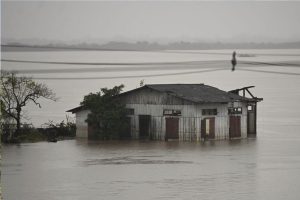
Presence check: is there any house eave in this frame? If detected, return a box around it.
[66,106,84,113]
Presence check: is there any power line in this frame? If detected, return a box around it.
[1,61,226,74]
[27,68,300,79]
[3,45,300,56]
[160,50,300,57]
[2,58,300,78]
[241,61,300,68]
[238,68,300,76]
[2,58,300,67]
[2,59,300,74]
[1,59,224,66]
[29,68,226,80]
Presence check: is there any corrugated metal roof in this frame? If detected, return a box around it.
[144,84,255,103]
[67,84,258,113]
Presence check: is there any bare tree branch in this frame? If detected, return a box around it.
[1,71,57,137]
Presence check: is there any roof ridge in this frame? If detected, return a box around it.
[146,83,205,86]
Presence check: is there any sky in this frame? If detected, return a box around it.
[2,1,300,44]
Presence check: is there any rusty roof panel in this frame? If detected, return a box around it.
[144,84,256,103]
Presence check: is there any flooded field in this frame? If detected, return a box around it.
[2,133,300,200]
[2,48,300,199]
[2,49,300,127]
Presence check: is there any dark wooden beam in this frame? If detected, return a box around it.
[229,86,255,93]
[245,88,255,98]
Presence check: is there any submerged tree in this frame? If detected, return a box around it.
[1,71,56,139]
[80,85,129,139]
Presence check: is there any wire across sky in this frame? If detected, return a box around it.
[2,54,300,79]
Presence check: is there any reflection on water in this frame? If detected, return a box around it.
[81,156,193,166]
[3,135,300,200]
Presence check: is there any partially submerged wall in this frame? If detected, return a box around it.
[75,110,90,138]
[126,102,248,141]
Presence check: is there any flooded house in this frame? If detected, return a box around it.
[67,84,262,141]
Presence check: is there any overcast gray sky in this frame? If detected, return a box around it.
[2,1,300,44]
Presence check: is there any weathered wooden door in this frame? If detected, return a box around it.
[121,117,131,139]
[201,117,215,139]
[247,104,256,135]
[139,115,151,138]
[166,118,179,140]
[229,116,241,138]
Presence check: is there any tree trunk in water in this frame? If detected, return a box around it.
[14,107,21,139]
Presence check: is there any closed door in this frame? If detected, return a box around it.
[166,118,179,139]
[229,116,241,138]
[247,104,256,135]
[201,118,215,139]
[121,117,131,139]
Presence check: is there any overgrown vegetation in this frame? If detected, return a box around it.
[80,85,129,140]
[16,124,47,142]
[42,116,76,139]
[1,117,76,143]
[1,71,56,142]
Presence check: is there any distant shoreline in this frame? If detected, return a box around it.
[2,41,300,52]
[1,44,137,52]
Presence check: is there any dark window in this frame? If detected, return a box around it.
[228,107,242,114]
[163,109,181,116]
[126,108,134,115]
[202,109,217,116]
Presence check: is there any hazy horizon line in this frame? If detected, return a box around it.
[2,40,300,51]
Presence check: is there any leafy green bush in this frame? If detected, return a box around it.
[81,85,129,140]
[17,124,46,142]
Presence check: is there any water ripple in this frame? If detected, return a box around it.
[80,156,193,166]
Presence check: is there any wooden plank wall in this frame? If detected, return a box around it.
[126,102,248,141]
[75,110,90,138]
[75,87,249,140]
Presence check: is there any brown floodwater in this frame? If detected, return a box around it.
[2,130,300,200]
[2,49,300,199]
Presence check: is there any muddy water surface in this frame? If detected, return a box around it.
[3,134,300,200]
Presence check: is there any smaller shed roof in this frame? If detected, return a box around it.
[66,106,85,113]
